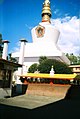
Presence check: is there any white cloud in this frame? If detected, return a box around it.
[11,41,20,53]
[54,9,59,15]
[51,16,80,55]
[25,24,32,30]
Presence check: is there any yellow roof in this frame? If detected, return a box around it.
[19,73,77,80]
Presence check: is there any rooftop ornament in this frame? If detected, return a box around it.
[50,65,55,76]
[42,0,52,23]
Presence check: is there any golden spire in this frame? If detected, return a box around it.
[42,0,52,23]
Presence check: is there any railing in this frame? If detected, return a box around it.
[18,73,79,85]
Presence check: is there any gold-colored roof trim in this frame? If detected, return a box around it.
[41,0,52,22]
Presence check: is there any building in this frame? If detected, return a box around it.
[12,0,70,75]
[69,65,80,74]
[0,58,22,98]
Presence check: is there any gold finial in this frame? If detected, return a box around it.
[44,0,50,5]
[42,0,52,23]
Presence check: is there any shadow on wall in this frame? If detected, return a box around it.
[65,85,80,100]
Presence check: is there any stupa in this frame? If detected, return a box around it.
[12,0,70,74]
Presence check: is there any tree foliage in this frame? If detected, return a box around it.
[28,57,72,74]
[28,63,38,73]
[66,53,80,64]
[0,34,2,42]
[77,55,80,64]
[8,53,18,63]
[39,56,47,64]
[38,59,72,74]
[0,33,3,58]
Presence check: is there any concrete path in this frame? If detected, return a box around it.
[0,94,63,109]
[0,85,80,119]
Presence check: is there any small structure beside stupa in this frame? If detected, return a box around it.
[0,40,22,98]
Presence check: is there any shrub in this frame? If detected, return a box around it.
[28,63,38,73]
[38,59,72,74]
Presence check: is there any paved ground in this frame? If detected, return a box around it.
[0,94,63,109]
[0,85,80,119]
[0,84,70,109]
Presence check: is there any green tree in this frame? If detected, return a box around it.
[28,63,38,73]
[0,33,3,58]
[39,56,47,64]
[77,54,80,64]
[66,53,80,64]
[8,53,18,63]
[0,33,2,43]
[38,59,72,74]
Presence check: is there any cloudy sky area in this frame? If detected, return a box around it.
[51,16,80,55]
[0,0,80,55]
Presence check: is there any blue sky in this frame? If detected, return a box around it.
[0,0,80,55]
